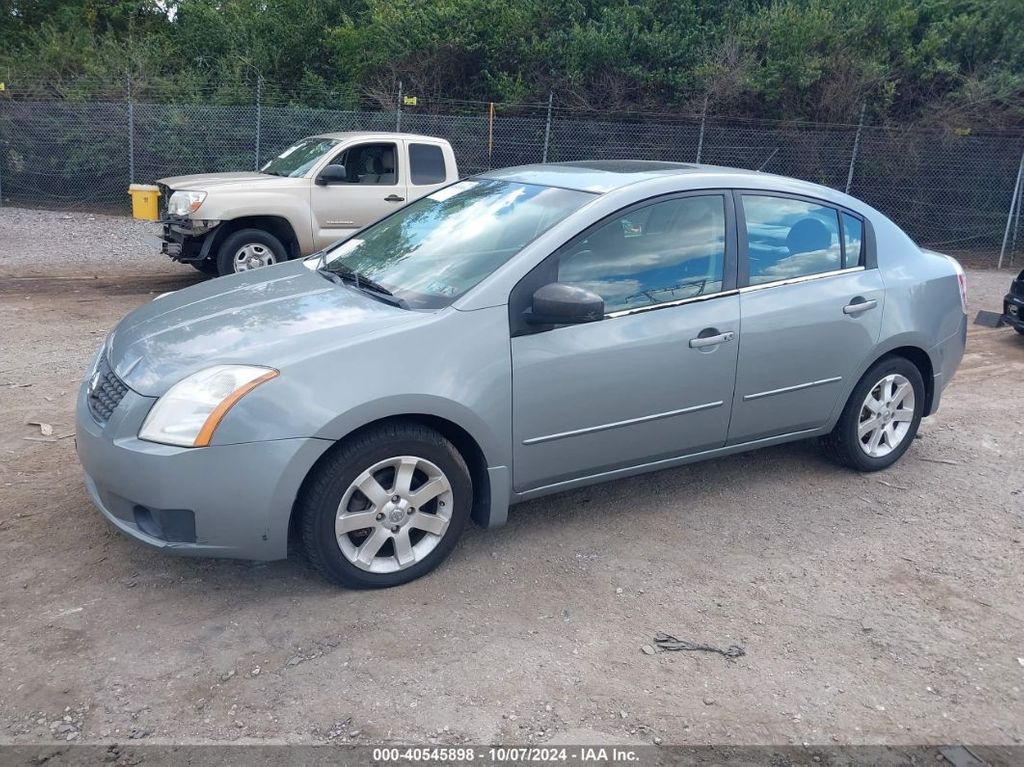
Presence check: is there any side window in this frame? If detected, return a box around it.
[742,195,842,285]
[557,195,726,313]
[842,212,864,267]
[409,143,446,185]
[332,143,398,185]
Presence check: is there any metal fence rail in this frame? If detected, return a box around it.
[1,89,1022,264]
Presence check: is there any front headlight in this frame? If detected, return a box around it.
[139,365,278,447]
[166,190,207,216]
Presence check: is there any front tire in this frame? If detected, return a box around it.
[216,228,287,276]
[822,356,925,472]
[299,422,472,588]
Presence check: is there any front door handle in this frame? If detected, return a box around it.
[384,194,405,203]
[843,298,878,315]
[689,331,735,349]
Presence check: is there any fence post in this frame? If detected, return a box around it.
[487,102,494,169]
[845,103,866,194]
[0,99,4,207]
[999,147,1024,270]
[254,75,263,171]
[395,81,403,132]
[1012,170,1022,264]
[127,72,135,185]
[695,94,708,163]
[541,92,553,163]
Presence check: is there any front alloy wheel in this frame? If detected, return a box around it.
[336,456,454,573]
[300,422,472,588]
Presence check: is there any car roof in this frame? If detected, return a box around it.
[479,160,831,197]
[309,131,448,143]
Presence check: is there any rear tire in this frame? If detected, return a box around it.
[822,356,925,472]
[216,228,287,276]
[299,422,472,589]
[1015,326,1024,336]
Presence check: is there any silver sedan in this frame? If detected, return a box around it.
[76,161,968,588]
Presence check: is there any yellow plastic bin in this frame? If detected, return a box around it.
[128,183,161,221]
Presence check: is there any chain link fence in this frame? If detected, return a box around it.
[1,82,1022,265]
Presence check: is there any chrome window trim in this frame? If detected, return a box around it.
[604,288,739,319]
[739,265,865,293]
[523,400,724,446]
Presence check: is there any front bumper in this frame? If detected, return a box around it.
[75,379,331,561]
[1003,292,1024,331]
[159,216,220,262]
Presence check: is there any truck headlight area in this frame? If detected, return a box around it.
[166,190,207,216]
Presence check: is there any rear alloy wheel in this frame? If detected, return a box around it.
[300,422,472,588]
[216,228,287,276]
[822,356,925,472]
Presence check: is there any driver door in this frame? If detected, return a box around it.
[310,141,408,250]
[510,192,741,492]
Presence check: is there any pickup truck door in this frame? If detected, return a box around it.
[309,141,409,250]
[403,140,455,203]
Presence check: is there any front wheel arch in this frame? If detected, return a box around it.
[288,414,492,555]
[203,215,302,263]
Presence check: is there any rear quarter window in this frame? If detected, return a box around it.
[409,144,447,185]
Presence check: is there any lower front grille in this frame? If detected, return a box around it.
[87,357,129,425]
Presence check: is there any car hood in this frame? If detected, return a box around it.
[157,172,285,191]
[108,261,425,396]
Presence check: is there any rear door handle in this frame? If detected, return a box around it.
[384,194,405,202]
[843,298,878,315]
[689,331,735,349]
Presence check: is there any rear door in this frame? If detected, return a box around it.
[728,192,884,444]
[404,141,452,203]
[309,141,408,249]
[510,192,741,492]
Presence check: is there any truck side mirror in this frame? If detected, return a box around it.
[316,164,347,186]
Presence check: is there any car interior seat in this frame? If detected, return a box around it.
[786,218,832,255]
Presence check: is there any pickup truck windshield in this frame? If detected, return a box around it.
[261,137,340,178]
[320,179,595,309]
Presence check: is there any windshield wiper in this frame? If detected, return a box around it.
[316,265,408,309]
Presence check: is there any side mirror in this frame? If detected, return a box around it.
[525,282,604,325]
[315,164,347,186]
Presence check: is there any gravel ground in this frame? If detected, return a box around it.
[0,209,1023,750]
[0,207,176,275]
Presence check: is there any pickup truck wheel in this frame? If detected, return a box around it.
[216,229,287,276]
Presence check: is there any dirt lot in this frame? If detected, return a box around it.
[1,209,1022,748]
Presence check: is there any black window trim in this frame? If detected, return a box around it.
[509,189,738,337]
[732,189,876,290]
[324,141,400,186]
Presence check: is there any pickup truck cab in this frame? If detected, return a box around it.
[156,132,459,276]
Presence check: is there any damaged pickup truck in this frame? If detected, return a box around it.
[156,132,459,276]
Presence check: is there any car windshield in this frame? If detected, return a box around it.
[261,137,340,178]
[319,179,595,309]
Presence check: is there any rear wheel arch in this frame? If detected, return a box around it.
[288,414,492,554]
[883,346,934,415]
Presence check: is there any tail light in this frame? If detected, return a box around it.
[944,255,967,315]
[956,272,968,315]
